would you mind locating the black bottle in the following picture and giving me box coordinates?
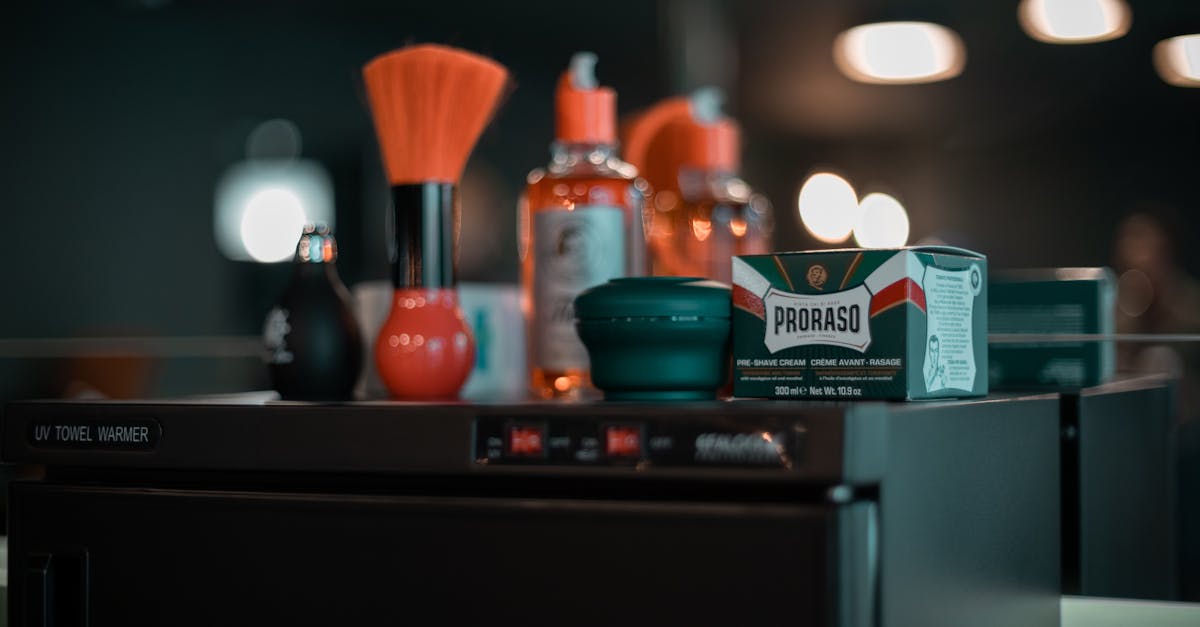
[263,224,363,400]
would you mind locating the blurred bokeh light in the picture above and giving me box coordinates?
[214,159,334,263]
[797,172,859,243]
[240,187,309,263]
[213,119,334,263]
[853,193,910,248]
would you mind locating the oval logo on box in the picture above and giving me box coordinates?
[807,264,828,289]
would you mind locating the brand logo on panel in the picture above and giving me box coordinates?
[694,431,787,465]
[763,286,871,353]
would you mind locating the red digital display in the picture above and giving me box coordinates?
[605,426,642,457]
[508,425,544,456]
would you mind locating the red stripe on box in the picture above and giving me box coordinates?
[733,285,766,319]
[870,278,926,317]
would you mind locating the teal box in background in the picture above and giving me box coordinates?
[989,268,1116,389]
[732,247,988,400]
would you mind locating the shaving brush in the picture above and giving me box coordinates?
[362,44,509,400]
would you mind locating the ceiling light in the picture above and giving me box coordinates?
[1154,34,1200,87]
[834,22,966,85]
[1018,0,1131,44]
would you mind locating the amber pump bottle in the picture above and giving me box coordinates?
[520,52,645,400]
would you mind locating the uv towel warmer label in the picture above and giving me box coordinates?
[29,418,162,450]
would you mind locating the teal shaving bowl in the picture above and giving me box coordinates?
[575,277,731,401]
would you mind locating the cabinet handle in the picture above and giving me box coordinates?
[22,552,89,627]
[24,553,53,627]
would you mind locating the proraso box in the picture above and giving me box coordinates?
[732,247,987,400]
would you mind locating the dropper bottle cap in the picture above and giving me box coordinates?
[294,223,338,264]
[555,52,617,144]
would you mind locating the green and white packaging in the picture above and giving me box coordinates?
[988,268,1115,389]
[732,247,988,400]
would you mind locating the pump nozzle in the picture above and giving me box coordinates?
[568,52,599,89]
[688,87,725,124]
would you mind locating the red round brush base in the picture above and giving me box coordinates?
[374,288,475,400]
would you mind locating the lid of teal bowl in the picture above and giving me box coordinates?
[575,277,731,320]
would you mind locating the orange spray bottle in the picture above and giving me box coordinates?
[520,52,646,400]
[624,88,772,283]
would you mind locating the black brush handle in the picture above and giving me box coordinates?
[390,183,457,288]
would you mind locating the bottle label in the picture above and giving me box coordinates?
[263,307,294,364]
[533,206,626,371]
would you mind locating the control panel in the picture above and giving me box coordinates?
[474,416,805,469]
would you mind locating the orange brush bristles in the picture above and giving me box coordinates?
[363,44,509,185]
